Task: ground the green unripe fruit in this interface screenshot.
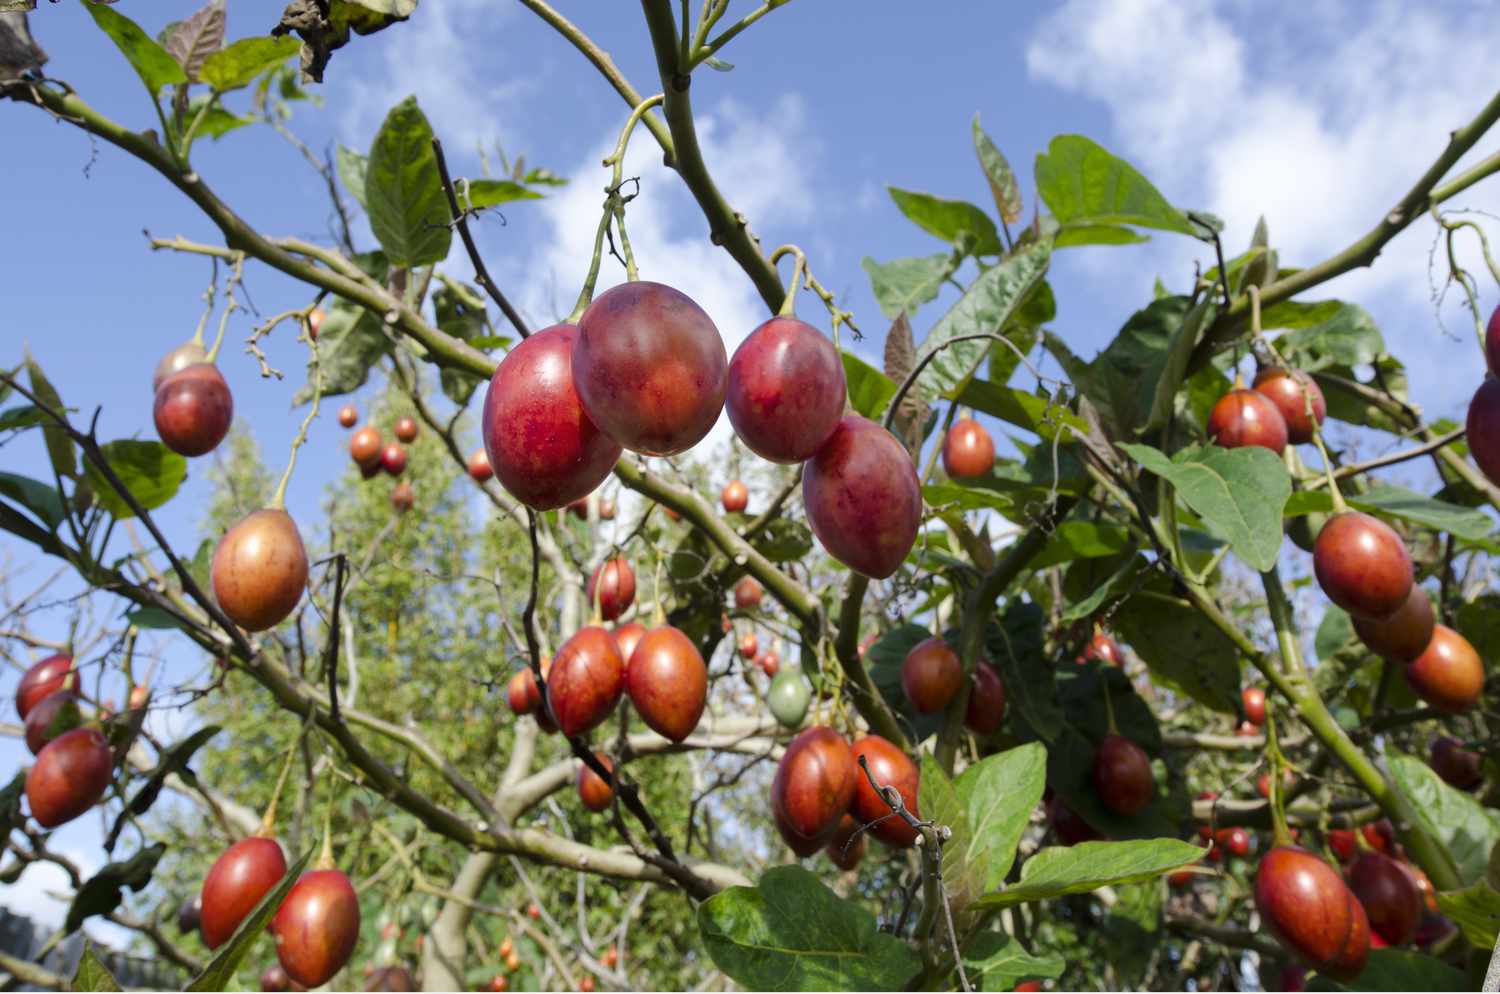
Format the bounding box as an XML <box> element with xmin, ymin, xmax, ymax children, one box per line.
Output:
<box><xmin>766</xmin><ymin>669</ymin><xmax>810</xmax><ymax>729</ymax></box>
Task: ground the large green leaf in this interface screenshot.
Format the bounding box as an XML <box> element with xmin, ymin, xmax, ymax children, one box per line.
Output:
<box><xmin>963</xmin><ymin>930</ymin><xmax>1064</xmax><ymax>992</ymax></box>
<box><xmin>187</xmin><ymin>849</ymin><xmax>311</xmax><ymax>991</ymax></box>
<box><xmin>64</xmin><ymin>845</ymin><xmax>166</xmax><ymax>934</ymax></box>
<box><xmin>1031</xmin><ymin>520</ymin><xmax>1133</xmax><ymax>568</ymax></box>
<box><xmin>919</xmin><ymin>758</ymin><xmax>979</xmax><ymax>910</ymax></box>
<box><xmin>72</xmin><ymin>944</ymin><xmax>122</xmax><ymax>992</ymax></box>
<box><xmin>1033</xmin><ymin>134</ymin><xmax>1196</xmax><ymax>239</ymax></box>
<box><xmin>82</xmin><ymin>440</ymin><xmax>187</xmax><ymax>519</ymax></box>
<box><xmin>0</xmin><ymin>404</ymin><xmax>47</xmax><ymax>431</ymax></box>
<box><xmin>1111</xmin><ymin>587</ymin><xmax>1242</xmax><ymax>714</ymax></box>
<box><xmin>1287</xmin><ymin>485</ymin><xmax>1494</xmax><ymax>542</ymax></box>
<box><xmin>955</xmin><ymin>743</ymin><xmax>1047</xmax><ymax>893</ymax></box>
<box><xmin>910</xmin><ymin>239</ymin><xmax>1052</xmax><ymax>407</ymax></box>
<box><xmin>0</xmin><ymin>471</ymin><xmax>65</xmax><ymax>528</ymax></box>
<box><xmin>337</xmin><ymin>144</ymin><xmax>370</xmax><ymax>209</ymax></box>
<box><xmin>975</xmin><ymin>838</ymin><xmax>1201</xmax><ymax>908</ymax></box>
<box><xmin>1144</xmin><ymin>299</ymin><xmax>1214</xmax><ymax>434</ymax></box>
<box><xmin>1306</xmin><ymin>948</ymin><xmax>1468</xmax><ymax>991</ymax></box>
<box><xmin>1276</xmin><ymin>303</ymin><xmax>1384</xmax><ymax>370</ymax></box>
<box><xmin>698</xmin><ymin>866</ymin><xmax>922</xmax><ymax>991</ymax></box>
<box><xmin>26</xmin><ymin>356</ymin><xmax>75</xmax><ymax>479</ymax></box>
<box><xmin>888</xmin><ymin>187</ymin><xmax>1004</xmax><ymax>256</ymax></box>
<box><xmin>984</xmin><ymin>602</ymin><xmax>1061</xmax><ymax>742</ymax></box>
<box><xmin>433</xmin><ymin>283</ymin><xmax>494</xmax><ymax>405</ymax></box>
<box><xmin>294</xmin><ymin>293</ymin><xmax>391</xmax><ymax>404</ymax></box>
<box><xmin>365</xmin><ymin>96</ymin><xmax>453</xmax><ymax>267</ymax></box>
<box><xmin>83</xmin><ymin>1</ymin><xmax>188</xmax><ymax>97</ymax></box>
<box><xmin>861</xmin><ymin>254</ymin><xmax>953</xmax><ymax>320</ymax></box>
<box><xmin>460</xmin><ymin>178</ymin><xmax>544</xmax><ymax>209</ymax></box>
<box><xmin>1388</xmin><ymin>753</ymin><xmax>1500</xmax><ymax>886</ymax></box>
<box><xmin>200</xmin><ymin>36</ymin><xmax>299</xmax><ymax>91</ymax></box>
<box><xmin>1436</xmin><ymin>880</ymin><xmax>1500</xmax><ymax>950</ymax></box>
<box><xmin>972</xmin><ymin>115</ymin><xmax>1022</xmax><ymax>225</ymax></box>
<box><xmin>1120</xmin><ymin>442</ymin><xmax>1291</xmax><ymax>571</ymax></box>
<box><xmin>1076</xmin><ymin>295</ymin><xmax>1190</xmax><ymax>438</ymax></box>
<box><xmin>840</xmin><ymin>350</ymin><xmax>897</xmax><ymax>419</ymax></box>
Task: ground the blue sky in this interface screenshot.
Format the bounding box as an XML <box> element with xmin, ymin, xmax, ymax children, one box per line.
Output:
<box><xmin>3</xmin><ymin>0</ymin><xmax>1498</xmax><ymax>934</ymax></box>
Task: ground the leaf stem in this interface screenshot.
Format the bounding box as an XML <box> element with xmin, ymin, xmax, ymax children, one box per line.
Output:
<box><xmin>270</xmin><ymin>316</ymin><xmax>321</xmax><ymax>510</ymax></box>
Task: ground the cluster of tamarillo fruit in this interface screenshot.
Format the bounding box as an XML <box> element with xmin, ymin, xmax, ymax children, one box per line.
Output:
<box><xmin>16</xmin><ymin>653</ymin><xmax>114</xmax><ymax>829</ymax></box>
<box><xmin>480</xmin><ymin>280</ymin><xmax>922</xmax><ymax>580</ymax></box>
<box><xmin>341</xmin><ymin>406</ymin><xmax>419</xmax><ymax>513</ymax></box>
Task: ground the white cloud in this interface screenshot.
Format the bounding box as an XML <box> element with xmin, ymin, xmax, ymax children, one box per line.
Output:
<box><xmin>1026</xmin><ymin>0</ymin><xmax>1499</xmax><ymax>414</ymax></box>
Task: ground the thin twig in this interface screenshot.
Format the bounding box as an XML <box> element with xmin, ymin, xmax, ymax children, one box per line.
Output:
<box><xmin>431</xmin><ymin>137</ymin><xmax>531</xmax><ymax>338</ymax></box>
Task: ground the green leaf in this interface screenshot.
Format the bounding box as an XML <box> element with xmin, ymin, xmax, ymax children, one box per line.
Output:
<box><xmin>183</xmin><ymin>95</ymin><xmax>253</xmax><ymax>142</ymax></box>
<box><xmin>294</xmin><ymin>294</ymin><xmax>390</xmax><ymax>404</ymax></box>
<box><xmin>1144</xmin><ymin>299</ymin><xmax>1214</xmax><ymax>434</ymax></box>
<box><xmin>1053</xmin><ymin>224</ymin><xmax>1150</xmax><ymax>248</ymax></box>
<box><xmin>460</xmin><ymin>178</ymin><xmax>544</xmax><ymax>209</ymax></box>
<box><xmin>1286</xmin><ymin>485</ymin><xmax>1494</xmax><ymax>542</ymax></box>
<box><xmin>187</xmin><ymin>849</ymin><xmax>312</xmax><ymax>992</ymax></box>
<box><xmin>910</xmin><ymin>239</ymin><xmax>1052</xmax><ymax>407</ymax></box>
<box><xmin>1119</xmin><ymin>442</ymin><xmax>1291</xmax><ymax>571</ymax></box>
<box><xmin>1305</xmin><ymin>948</ymin><xmax>1468</xmax><ymax>991</ymax></box>
<box><xmin>751</xmin><ymin>517</ymin><xmax>813</xmax><ymax>563</ymax></box>
<box><xmin>951</xmin><ymin>378</ymin><xmax>1085</xmax><ymax>441</ymax></box>
<box><xmin>26</xmin><ymin>356</ymin><xmax>75</xmax><ymax>479</ymax></box>
<box><xmin>0</xmin><ymin>471</ymin><xmax>65</xmax><ymax>528</ymax></box>
<box><xmin>1260</xmin><ymin>298</ymin><xmax>1345</xmax><ymax>331</ymax></box>
<box><xmin>861</xmin><ymin>254</ymin><xmax>953</xmax><ymax>320</ymax></box>
<box><xmin>337</xmin><ymin>144</ymin><xmax>370</xmax><ymax>210</ymax></box>
<box><xmin>955</xmin><ymin>743</ymin><xmax>1047</xmax><ymax>892</ymax></box>
<box><xmin>975</xmin><ymin>838</ymin><xmax>1201</xmax><ymax>908</ymax></box>
<box><xmin>106</xmin><ymin>725</ymin><xmax>221</xmax><ymax>851</ymax></box>
<box><xmin>124</xmin><ymin>605</ymin><xmax>188</xmax><ymax>631</ymax></box>
<box><xmin>1033</xmin><ymin>134</ymin><xmax>1196</xmax><ymax>239</ymax></box>
<box><xmin>1111</xmin><ymin>587</ymin><xmax>1243</xmax><ymax>714</ymax></box>
<box><xmin>984</xmin><ymin>602</ymin><xmax>1061</xmax><ymax>742</ymax></box>
<box><xmin>964</xmin><ymin>930</ymin><xmax>1064</xmax><ymax>992</ymax></box>
<box><xmin>433</xmin><ymin>283</ymin><xmax>488</xmax><ymax>405</ymax></box>
<box><xmin>72</xmin><ymin>944</ymin><xmax>123</xmax><ymax>992</ymax></box>
<box><xmin>82</xmin><ymin>440</ymin><xmax>187</xmax><ymax>520</ymax></box>
<box><xmin>1388</xmin><ymin>753</ymin><xmax>1500</xmax><ymax>885</ymax></box>
<box><xmin>888</xmin><ymin>187</ymin><xmax>1004</xmax><ymax>256</ymax></box>
<box><xmin>365</xmin><ymin>96</ymin><xmax>453</xmax><ymax>267</ymax></box>
<box><xmin>1032</xmin><ymin>521</ymin><xmax>1133</xmax><ymax>569</ymax></box>
<box><xmin>1059</xmin><ymin>550</ymin><xmax>1144</xmax><ymax>623</ymax></box>
<box><xmin>0</xmin><ymin>770</ymin><xmax>27</xmax><ymax>840</ymax></box>
<box><xmin>840</xmin><ymin>350</ymin><xmax>897</xmax><ymax>419</ymax></box>
<box><xmin>698</xmin><ymin>865</ymin><xmax>922</xmax><ymax>991</ymax></box>
<box><xmin>0</xmin><ymin>404</ymin><xmax>46</xmax><ymax>431</ymax></box>
<box><xmin>200</xmin><ymin>35</ymin><xmax>299</xmax><ymax>91</ymax></box>
<box><xmin>972</xmin><ymin>114</ymin><xmax>1022</xmax><ymax>225</ymax></box>
<box><xmin>919</xmin><ymin>758</ymin><xmax>979</xmax><ymax>910</ymax></box>
<box><xmin>1436</xmin><ymin>880</ymin><xmax>1500</xmax><ymax>950</ymax></box>
<box><xmin>1076</xmin><ymin>295</ymin><xmax>1191</xmax><ymax>438</ymax></box>
<box><xmin>82</xmin><ymin>1</ymin><xmax>188</xmax><ymax>97</ymax></box>
<box><xmin>1277</xmin><ymin>303</ymin><xmax>1384</xmax><ymax>371</ymax></box>
<box><xmin>64</xmin><ymin>844</ymin><xmax>166</xmax><ymax>934</ymax></box>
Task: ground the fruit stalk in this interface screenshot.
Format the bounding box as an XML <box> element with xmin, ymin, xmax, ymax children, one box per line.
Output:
<box><xmin>268</xmin><ymin>317</ymin><xmax>322</xmax><ymax>510</ymax></box>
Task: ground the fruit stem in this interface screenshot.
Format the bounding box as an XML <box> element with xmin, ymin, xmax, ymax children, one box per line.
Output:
<box><xmin>316</xmin><ymin>805</ymin><xmax>335</xmax><ymax>871</ymax></box>
<box><xmin>259</xmin><ymin>740</ymin><xmax>301</xmax><ymax>837</ymax></box>
<box><xmin>1306</xmin><ymin>417</ymin><xmax>1349</xmax><ymax>515</ymax></box>
<box><xmin>203</xmin><ymin>279</ymin><xmax>238</xmax><ymax>364</ymax></box>
<box><xmin>1431</xmin><ymin>207</ymin><xmax>1498</xmax><ymax>356</ymax></box>
<box><xmin>768</xmin><ymin>245</ymin><xmax>807</xmax><ymax>317</ymax></box>
<box><xmin>270</xmin><ymin>316</ymin><xmax>323</xmax><ymax>510</ymax></box>
<box><xmin>569</xmin><ymin>204</ymin><xmax>614</xmax><ymax>323</ymax></box>
<box><xmin>651</xmin><ymin>554</ymin><xmax>667</xmax><ymax>627</ymax></box>
<box><xmin>1264</xmin><ymin>704</ymin><xmax>1294</xmax><ymax>848</ymax></box>
<box><xmin>189</xmin><ymin>265</ymin><xmax>217</xmax><ymax>347</ymax></box>
<box><xmin>1101</xmin><ymin>676</ymin><xmax>1118</xmax><ymax>735</ymax></box>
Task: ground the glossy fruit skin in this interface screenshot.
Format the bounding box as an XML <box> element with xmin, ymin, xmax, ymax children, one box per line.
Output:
<box><xmin>201</xmin><ymin>837</ymin><xmax>288</xmax><ymax>949</ymax></box>
<box><xmin>1241</xmin><ymin>686</ymin><xmax>1267</xmax><ymax>726</ymax></box>
<box><xmin>625</xmin><ymin>625</ymin><xmax>707</xmax><ymax>743</ymax></box>
<box><xmin>771</xmin><ymin>726</ymin><xmax>857</xmax><ymax>857</ymax></box>
<box><xmin>577</xmin><ymin>753</ymin><xmax>614</xmax><ymax>812</ymax></box>
<box><xmin>213</xmin><ymin>509</ymin><xmax>309</xmax><ymax>631</ymax></box>
<box><xmin>766</xmin><ymin>669</ymin><xmax>810</xmax><ymax>729</ymax></box>
<box><xmin>359</xmin><ymin>461</ymin><xmax>381</xmax><ymax>481</ymax></box>
<box><xmin>467</xmin><ymin>448</ymin><xmax>493</xmax><ymax>482</ymax></box>
<box><xmin>1313</xmin><ymin>512</ymin><xmax>1413</xmax><ymax>620</ymax></box>
<box><xmin>1255</xmin><ymin>846</ymin><xmax>1370</xmax><ymax>981</ymax></box>
<box><xmin>850</xmin><ymin>735</ymin><xmax>921</xmax><ymax>848</ymax></box>
<box><xmin>1348</xmin><ymin>851</ymin><xmax>1422</xmax><ymax>946</ymax></box>
<box><xmin>337</xmin><ymin>405</ymin><xmax>358</xmax><ymax>429</ymax></box>
<box><xmin>154</xmin><ymin>363</ymin><xmax>234</xmax><ymax>457</ymax></box>
<box><xmin>1014</xmin><ymin>983</ymin><xmax>1042</xmax><ymax>993</ymax></box>
<box><xmin>573</xmin><ymin>282</ymin><xmax>727</xmax><ymax>456</ymax></box>
<box><xmin>901</xmin><ymin>637</ymin><xmax>963</xmax><ymax>714</ymax></box>
<box><xmin>803</xmin><ymin>416</ymin><xmax>921</xmax><ymax>579</ymax></box>
<box><xmin>1207</xmin><ymin>387</ymin><xmax>1289</xmax><ymax>454</ymax></box>
<box><xmin>1404</xmin><ymin>624</ymin><xmax>1484</xmax><ymax>713</ymax></box>
<box><xmin>1046</xmin><ymin>794</ymin><xmax>1101</xmax><ymax>845</ymax></box>
<box><xmin>586</xmin><ymin>557</ymin><xmax>635</xmax><ymax>622</ymax></box>
<box><xmin>1352</xmin><ymin>585</ymin><xmax>1435</xmax><ymax>663</ymax></box>
<box><xmin>1328</xmin><ymin>828</ymin><xmax>1357</xmax><ymax>862</ymax></box>
<box><xmin>942</xmin><ymin>418</ymin><xmax>996</xmax><ymax>478</ymax></box>
<box><xmin>350</xmin><ymin>426</ymin><xmax>383</xmax><ymax>469</ymax></box>
<box><xmin>507</xmin><ymin>670</ymin><xmax>542</xmax><ymax>716</ymax></box>
<box><xmin>546</xmin><ymin>627</ymin><xmax>625</xmax><ymax>737</ymax></box>
<box><xmin>825</xmin><ymin>813</ymin><xmax>866</xmax><ymax>871</ymax></box>
<box><xmin>26</xmin><ymin>727</ymin><xmax>112</xmax><ymax>828</ymax></box>
<box><xmin>1468</xmin><ymin>376</ymin><xmax>1500</xmax><ymax>486</ymax></box>
<box><xmin>390</xmin><ymin>481</ymin><xmax>414</xmax><ymax>513</ymax></box>
<box><xmin>734</xmin><ymin>577</ymin><xmax>763</xmax><ymax>609</ymax></box>
<box><xmin>177</xmin><ymin>894</ymin><xmax>202</xmax><ymax>935</ymax></box>
<box><xmin>1253</xmin><ymin>367</ymin><xmax>1326</xmax><ymax>444</ymax></box>
<box><xmin>725</xmin><ymin>316</ymin><xmax>847</xmax><ymax>463</ymax></box>
<box><xmin>380</xmin><ymin>443</ymin><xmax>407</xmax><ymax>476</ymax></box>
<box><xmin>1078</xmin><ymin>632</ymin><xmax>1124</xmax><ymax>667</ymax></box>
<box><xmin>261</xmin><ymin>963</ymin><xmax>295</xmax><ymax>992</ymax></box>
<box><xmin>24</xmin><ymin>691</ymin><xmax>82</xmax><ymax>755</ymax></box>
<box><xmin>964</xmin><ymin>662</ymin><xmax>1007</xmax><ymax>735</ymax></box>
<box><xmin>271</xmin><ymin>869</ymin><xmax>361</xmax><ymax>989</ymax></box>
<box><xmin>486</xmin><ymin>975</ymin><xmax>509</xmax><ymax>992</ymax></box>
<box><xmin>394</xmin><ymin>417</ymin><xmax>418</xmax><ymax>444</ymax></box>
<box><xmin>482</xmin><ymin>324</ymin><xmax>622</xmax><ymax>510</ymax></box>
<box><xmin>1213</xmin><ymin>827</ymin><xmax>1252</xmax><ymax>858</ymax></box>
<box><xmin>1092</xmin><ymin>733</ymin><xmax>1154</xmax><ymax>816</ymax></box>
<box><xmin>16</xmin><ymin>653</ymin><xmax>77</xmax><ymax>720</ymax></box>
<box><xmin>759</xmin><ymin>651</ymin><xmax>780</xmax><ymax>677</ymax></box>
<box><xmin>612</xmin><ymin>622</ymin><xmax>647</xmax><ymax>666</ymax></box>
<box><xmin>153</xmin><ymin>340</ymin><xmax>209</xmax><ymax>392</ymax></box>
<box><xmin>738</xmin><ymin>632</ymin><xmax>758</xmax><ymax>659</ymax></box>
<box><xmin>721</xmin><ymin>480</ymin><xmax>748</xmax><ymax>513</ymax></box>
<box><xmin>1431</xmin><ymin>736</ymin><xmax>1483</xmax><ymax>789</ymax></box>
